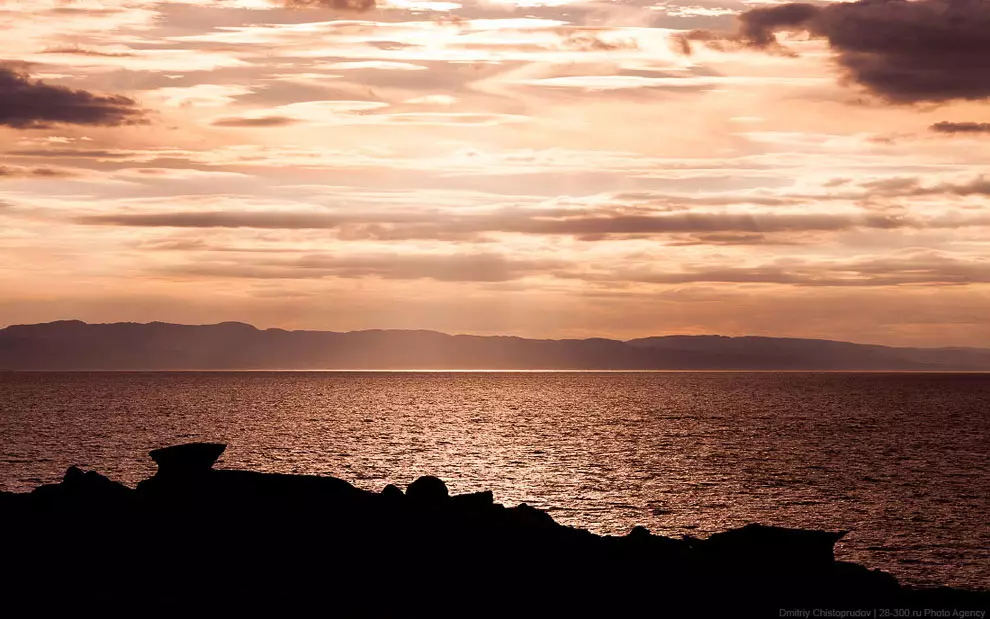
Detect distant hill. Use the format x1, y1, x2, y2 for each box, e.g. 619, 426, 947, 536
1, 321, 989, 371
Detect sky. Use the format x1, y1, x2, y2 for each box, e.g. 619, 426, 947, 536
1, 0, 989, 347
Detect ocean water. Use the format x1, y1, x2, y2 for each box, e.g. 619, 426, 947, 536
1, 371, 987, 589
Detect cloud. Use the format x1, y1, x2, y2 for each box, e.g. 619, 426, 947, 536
40, 46, 136, 58
0, 165, 73, 179
78, 211, 354, 229
860, 175, 990, 198
580, 251, 990, 288
670, 233, 785, 247
72, 206, 977, 240
212, 116, 300, 127
152, 244, 990, 288
653, 4, 739, 19
0, 67, 144, 129
556, 29, 639, 52
283, 0, 378, 10
680, 0, 990, 103
734, 3, 819, 50
7, 148, 134, 159
163, 252, 562, 283
930, 122, 990, 135
317, 61, 426, 71
498, 211, 909, 236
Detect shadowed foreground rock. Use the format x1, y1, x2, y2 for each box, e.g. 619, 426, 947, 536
1, 443, 986, 618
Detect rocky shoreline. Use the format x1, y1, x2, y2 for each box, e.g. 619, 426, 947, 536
2, 443, 986, 617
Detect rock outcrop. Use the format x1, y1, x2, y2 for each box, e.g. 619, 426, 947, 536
149, 442, 226, 476
1, 443, 986, 617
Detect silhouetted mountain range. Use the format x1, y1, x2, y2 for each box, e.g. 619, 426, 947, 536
1, 320, 989, 371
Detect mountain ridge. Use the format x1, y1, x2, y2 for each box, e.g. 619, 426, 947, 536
2, 320, 989, 371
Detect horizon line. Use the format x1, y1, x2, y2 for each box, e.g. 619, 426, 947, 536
4, 369, 990, 374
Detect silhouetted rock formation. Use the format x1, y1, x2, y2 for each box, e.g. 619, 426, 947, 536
406, 475, 449, 504
1, 444, 986, 617
149, 442, 226, 476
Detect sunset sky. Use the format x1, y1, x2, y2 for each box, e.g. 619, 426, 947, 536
1, 0, 989, 346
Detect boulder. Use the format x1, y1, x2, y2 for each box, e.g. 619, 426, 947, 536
406, 476, 448, 504
627, 525, 652, 540
381, 484, 404, 501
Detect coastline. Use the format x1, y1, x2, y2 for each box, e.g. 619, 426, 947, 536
2, 443, 986, 617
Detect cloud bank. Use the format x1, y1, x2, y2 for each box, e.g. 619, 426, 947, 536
0, 68, 144, 129
931, 122, 990, 135
283, 0, 378, 11
681, 0, 990, 103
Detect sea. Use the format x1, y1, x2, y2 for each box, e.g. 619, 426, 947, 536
1, 371, 987, 590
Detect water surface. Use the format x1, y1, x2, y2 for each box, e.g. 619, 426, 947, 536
1, 372, 987, 589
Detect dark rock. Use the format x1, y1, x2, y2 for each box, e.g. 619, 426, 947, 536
700, 523, 847, 569
208, 469, 364, 503
627, 525, 651, 540
137, 467, 367, 508
406, 475, 448, 503
381, 484, 404, 500
26, 466, 131, 511
451, 490, 493, 511
62, 466, 131, 499
149, 442, 226, 477
3, 444, 987, 617
507, 503, 557, 528
63, 465, 86, 486
834, 561, 901, 593
0, 490, 24, 512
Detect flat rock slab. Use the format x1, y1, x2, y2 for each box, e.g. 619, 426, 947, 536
149, 442, 226, 476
